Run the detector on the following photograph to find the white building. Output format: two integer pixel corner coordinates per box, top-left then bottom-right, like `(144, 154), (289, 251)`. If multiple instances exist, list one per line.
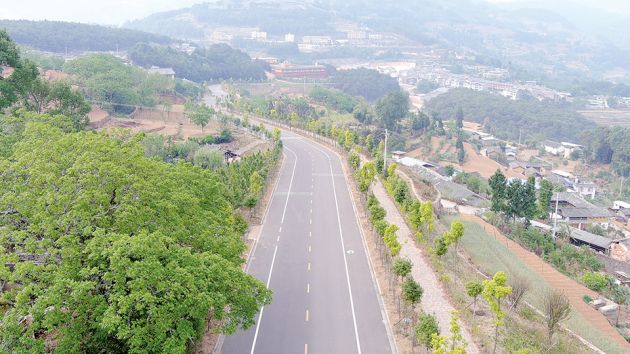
(251, 31), (268, 40)
(284, 33), (295, 42)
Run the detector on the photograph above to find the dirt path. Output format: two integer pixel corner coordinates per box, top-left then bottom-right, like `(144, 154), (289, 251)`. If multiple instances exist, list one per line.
(460, 214), (630, 351)
(372, 179), (480, 354)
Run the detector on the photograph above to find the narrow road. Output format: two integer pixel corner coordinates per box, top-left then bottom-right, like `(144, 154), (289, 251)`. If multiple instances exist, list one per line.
(218, 130), (394, 354)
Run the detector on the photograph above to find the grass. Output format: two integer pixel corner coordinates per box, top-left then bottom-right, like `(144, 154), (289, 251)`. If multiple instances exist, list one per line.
(450, 217), (628, 354)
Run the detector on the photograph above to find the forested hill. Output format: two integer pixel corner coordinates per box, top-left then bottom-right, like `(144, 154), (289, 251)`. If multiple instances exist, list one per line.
(424, 88), (593, 143)
(128, 43), (268, 82)
(0, 20), (173, 53)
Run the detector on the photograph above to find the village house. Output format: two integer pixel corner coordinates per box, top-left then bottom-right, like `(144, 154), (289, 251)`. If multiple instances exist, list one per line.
(613, 201), (630, 227)
(562, 142), (583, 159)
(550, 192), (612, 230)
(543, 140), (564, 156)
(148, 66), (176, 79)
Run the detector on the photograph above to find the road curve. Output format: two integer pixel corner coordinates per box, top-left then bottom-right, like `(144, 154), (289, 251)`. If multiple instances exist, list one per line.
(218, 130), (394, 354)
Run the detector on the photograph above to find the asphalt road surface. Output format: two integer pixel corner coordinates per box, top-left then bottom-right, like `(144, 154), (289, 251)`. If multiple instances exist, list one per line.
(219, 130), (394, 354)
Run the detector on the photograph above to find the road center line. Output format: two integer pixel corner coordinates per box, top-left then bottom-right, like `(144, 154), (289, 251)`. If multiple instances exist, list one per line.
(307, 283), (310, 293)
(305, 309), (309, 322)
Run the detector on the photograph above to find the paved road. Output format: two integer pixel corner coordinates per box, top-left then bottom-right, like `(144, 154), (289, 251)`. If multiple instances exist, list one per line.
(219, 131), (394, 354)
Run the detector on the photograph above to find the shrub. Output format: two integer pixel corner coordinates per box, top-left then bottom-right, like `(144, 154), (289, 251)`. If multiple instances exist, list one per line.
(582, 272), (608, 292)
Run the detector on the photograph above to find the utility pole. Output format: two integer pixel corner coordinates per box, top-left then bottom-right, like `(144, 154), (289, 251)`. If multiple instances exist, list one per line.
(383, 129), (388, 173)
(552, 193), (559, 239)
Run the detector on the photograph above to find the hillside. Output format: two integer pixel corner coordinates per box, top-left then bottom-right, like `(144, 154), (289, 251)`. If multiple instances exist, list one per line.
(124, 0), (630, 83)
(424, 88), (593, 143)
(0, 20), (173, 53)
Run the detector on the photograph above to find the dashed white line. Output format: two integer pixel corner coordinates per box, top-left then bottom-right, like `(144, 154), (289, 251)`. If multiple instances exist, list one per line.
(307, 283), (310, 293)
(305, 309), (310, 322)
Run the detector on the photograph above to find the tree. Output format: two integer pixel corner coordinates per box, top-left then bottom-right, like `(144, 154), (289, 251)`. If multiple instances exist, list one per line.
(507, 275), (530, 313)
(193, 147), (224, 170)
(348, 150), (360, 170)
(431, 311), (467, 354)
(538, 179), (553, 219)
(482, 272), (512, 353)
(543, 290), (571, 343)
(456, 136), (465, 164)
(402, 277), (423, 326)
(489, 170), (507, 213)
(522, 176), (538, 224)
(393, 258), (413, 285)
(0, 119), (271, 352)
(455, 106), (464, 129)
(445, 165), (455, 177)
(445, 221), (465, 251)
(384, 224), (401, 257)
(357, 161), (377, 193)
(249, 171), (264, 196)
(375, 90), (409, 131)
(189, 103), (214, 132)
(434, 236), (448, 257)
(273, 127), (281, 142)
(0, 29), (20, 68)
(416, 313), (440, 351)
(466, 281), (483, 320)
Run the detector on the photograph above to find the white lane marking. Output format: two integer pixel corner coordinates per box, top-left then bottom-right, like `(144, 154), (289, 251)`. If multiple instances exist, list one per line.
(305, 309), (309, 322)
(307, 283), (310, 293)
(250, 245), (278, 354)
(310, 145), (363, 353)
(309, 231), (312, 238)
(304, 343), (308, 354)
(244, 151), (286, 274)
(308, 262), (311, 271)
(308, 245), (311, 253)
(309, 219), (312, 225)
(305, 136), (397, 354)
(279, 227), (282, 233)
(277, 236), (280, 242)
(250, 147), (299, 354)
(280, 147), (299, 225)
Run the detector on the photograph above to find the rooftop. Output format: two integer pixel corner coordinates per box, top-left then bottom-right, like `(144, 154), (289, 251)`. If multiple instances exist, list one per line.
(570, 228), (613, 249)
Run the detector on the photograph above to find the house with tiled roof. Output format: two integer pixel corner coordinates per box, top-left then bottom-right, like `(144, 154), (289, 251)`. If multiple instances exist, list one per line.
(550, 192), (612, 230)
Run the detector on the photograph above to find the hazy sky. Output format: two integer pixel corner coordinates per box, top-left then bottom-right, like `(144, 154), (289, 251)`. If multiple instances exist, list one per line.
(0, 0), (628, 26)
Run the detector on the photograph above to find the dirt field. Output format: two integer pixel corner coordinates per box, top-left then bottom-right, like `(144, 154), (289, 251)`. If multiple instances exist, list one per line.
(460, 214), (630, 352)
(579, 109), (630, 128)
(408, 136), (520, 179)
(89, 104), (267, 155)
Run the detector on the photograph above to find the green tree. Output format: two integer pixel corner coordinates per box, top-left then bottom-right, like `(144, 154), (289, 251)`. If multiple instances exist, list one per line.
(445, 220), (465, 251)
(402, 277), (423, 324)
(445, 165), (455, 177)
(249, 171), (264, 196)
(189, 103), (214, 132)
(193, 147), (224, 170)
(431, 311), (467, 354)
(482, 271), (512, 353)
(466, 281), (483, 321)
(375, 90), (409, 131)
(455, 106), (464, 129)
(0, 119), (271, 352)
(393, 258), (413, 285)
(523, 176), (538, 224)
(489, 169), (507, 213)
(434, 236), (448, 257)
(538, 179), (553, 219)
(416, 313), (440, 351)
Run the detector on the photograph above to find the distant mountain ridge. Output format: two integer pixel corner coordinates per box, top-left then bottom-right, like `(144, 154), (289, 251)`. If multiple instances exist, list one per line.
(124, 0), (630, 83)
(0, 20), (173, 53)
